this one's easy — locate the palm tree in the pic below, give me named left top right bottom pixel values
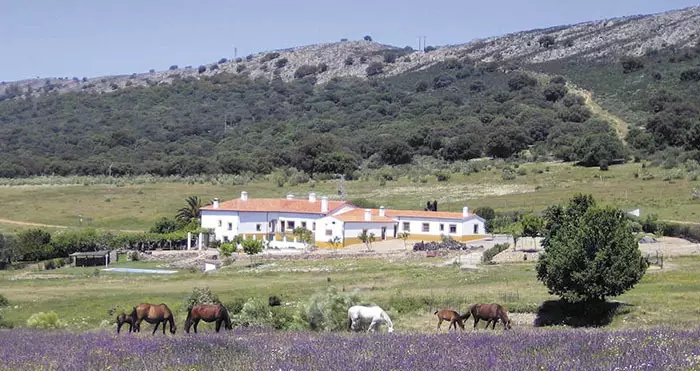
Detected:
left=176, top=196, right=202, bottom=224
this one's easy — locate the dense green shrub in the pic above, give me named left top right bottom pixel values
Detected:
left=293, top=287, right=359, bottom=331
left=27, top=311, right=65, bottom=329
left=482, top=243, right=510, bottom=264
left=0, top=294, right=8, bottom=307
left=183, top=286, right=221, bottom=311
left=238, top=297, right=274, bottom=327
left=294, top=65, right=317, bottom=79
left=366, top=62, right=383, bottom=77
left=275, top=58, right=288, bottom=68
left=261, top=52, right=280, bottom=62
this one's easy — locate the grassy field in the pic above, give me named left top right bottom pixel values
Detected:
left=0, top=161, right=698, bottom=233
left=2, top=252, right=700, bottom=332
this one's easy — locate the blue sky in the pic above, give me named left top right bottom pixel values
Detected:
left=1, top=0, right=697, bottom=82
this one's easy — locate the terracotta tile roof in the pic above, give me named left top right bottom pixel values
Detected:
left=384, top=209, right=469, bottom=220
left=333, top=208, right=395, bottom=223
left=201, top=198, right=348, bottom=214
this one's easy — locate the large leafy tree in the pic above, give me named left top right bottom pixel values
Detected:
left=176, top=196, right=202, bottom=225
left=536, top=195, right=647, bottom=303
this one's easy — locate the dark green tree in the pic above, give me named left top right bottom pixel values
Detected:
left=573, top=132, right=625, bottom=167
left=520, top=214, right=544, bottom=238
left=17, top=228, right=52, bottom=261
left=537, top=195, right=647, bottom=303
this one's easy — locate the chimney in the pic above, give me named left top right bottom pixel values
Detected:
left=462, top=206, right=469, bottom=217
left=364, top=209, right=371, bottom=221
left=321, top=197, right=329, bottom=213
left=309, top=192, right=317, bottom=203
left=286, top=194, right=295, bottom=200
left=379, top=206, right=385, bottom=217
left=241, top=191, right=248, bottom=201
left=213, top=198, right=220, bottom=209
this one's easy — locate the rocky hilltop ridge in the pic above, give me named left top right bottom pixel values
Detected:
left=2, top=6, right=699, bottom=98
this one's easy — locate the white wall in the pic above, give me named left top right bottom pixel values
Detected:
left=202, top=210, right=326, bottom=242
left=344, top=222, right=395, bottom=241
left=396, top=217, right=465, bottom=236
left=315, top=216, right=345, bottom=243
left=462, top=219, right=486, bottom=235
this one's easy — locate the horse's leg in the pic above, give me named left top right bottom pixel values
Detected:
left=367, top=320, right=377, bottom=332
left=436, top=318, right=442, bottom=332
left=162, top=320, right=166, bottom=335
left=473, top=318, right=479, bottom=329
left=194, top=319, right=199, bottom=334
left=152, top=322, right=159, bottom=335
left=491, top=319, right=497, bottom=330
left=215, top=319, right=222, bottom=333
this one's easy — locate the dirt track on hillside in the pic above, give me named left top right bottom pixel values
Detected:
left=0, top=218, right=143, bottom=233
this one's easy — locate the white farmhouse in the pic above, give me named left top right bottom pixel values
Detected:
left=200, top=191, right=486, bottom=248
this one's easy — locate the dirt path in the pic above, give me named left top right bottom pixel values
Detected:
left=0, top=218, right=143, bottom=233
left=571, top=86, right=629, bottom=143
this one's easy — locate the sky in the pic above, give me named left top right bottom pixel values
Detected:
left=1, top=0, right=698, bottom=82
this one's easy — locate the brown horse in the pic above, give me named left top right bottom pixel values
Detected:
left=116, top=310, right=139, bottom=334
left=434, top=309, right=468, bottom=331
left=130, top=303, right=177, bottom=335
left=185, top=303, right=232, bottom=333
left=464, top=303, right=512, bottom=330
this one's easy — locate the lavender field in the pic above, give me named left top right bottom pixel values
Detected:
left=2, top=327, right=700, bottom=370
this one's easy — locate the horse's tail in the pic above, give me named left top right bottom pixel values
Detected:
left=221, top=304, right=233, bottom=330
left=184, top=306, right=192, bottom=333
left=433, top=310, right=438, bottom=315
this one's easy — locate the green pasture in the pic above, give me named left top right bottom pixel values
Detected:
left=0, top=162, right=697, bottom=233
left=2, top=253, right=700, bottom=332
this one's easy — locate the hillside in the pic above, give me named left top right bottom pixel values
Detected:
left=0, top=6, right=699, bottom=177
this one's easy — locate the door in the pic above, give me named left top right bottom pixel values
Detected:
left=381, top=227, right=387, bottom=240
left=393, top=224, right=398, bottom=238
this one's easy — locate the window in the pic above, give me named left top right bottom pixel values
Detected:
left=449, top=224, right=457, bottom=233
left=256, top=224, right=262, bottom=232
left=287, top=221, right=295, bottom=230
left=403, top=222, right=410, bottom=232
left=223, top=236, right=229, bottom=242
left=326, top=229, right=333, bottom=236
left=473, top=224, right=479, bottom=234
left=301, top=221, right=307, bottom=229
left=227, top=223, right=233, bottom=231
left=422, top=223, right=430, bottom=232
left=439, top=224, right=444, bottom=232
left=312, top=222, right=316, bottom=231
left=218, top=220, right=222, bottom=227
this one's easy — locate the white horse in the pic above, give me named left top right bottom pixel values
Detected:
left=347, top=305, right=394, bottom=333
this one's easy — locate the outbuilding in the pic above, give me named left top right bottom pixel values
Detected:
left=69, top=250, right=118, bottom=267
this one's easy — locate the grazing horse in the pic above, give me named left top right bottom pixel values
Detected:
left=116, top=310, right=139, bottom=334
left=434, top=308, right=468, bottom=331
left=464, top=303, right=512, bottom=330
left=185, top=303, right=232, bottom=333
left=131, top=303, right=177, bottom=335
left=347, top=305, right=394, bottom=333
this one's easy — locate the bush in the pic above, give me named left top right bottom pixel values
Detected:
left=238, top=297, right=273, bottom=327
left=538, top=35, right=555, bottom=48
left=183, top=286, right=220, bottom=310
left=218, top=58, right=228, bottom=64
left=363, top=35, right=372, bottom=41
left=344, top=57, right=354, bottom=66
left=169, top=65, right=178, bottom=70
left=482, top=243, right=510, bottom=264
left=274, top=58, right=288, bottom=68
left=0, top=294, right=8, bottom=308
left=27, top=311, right=65, bottom=329
left=236, top=64, right=246, bottom=73
left=219, top=242, right=237, bottom=257
left=261, top=52, right=280, bottom=62
left=366, top=62, right=384, bottom=77
left=293, top=286, right=359, bottom=331
left=621, top=57, right=644, bottom=74
left=294, top=65, right=318, bottom=79
left=197, top=65, right=206, bottom=74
